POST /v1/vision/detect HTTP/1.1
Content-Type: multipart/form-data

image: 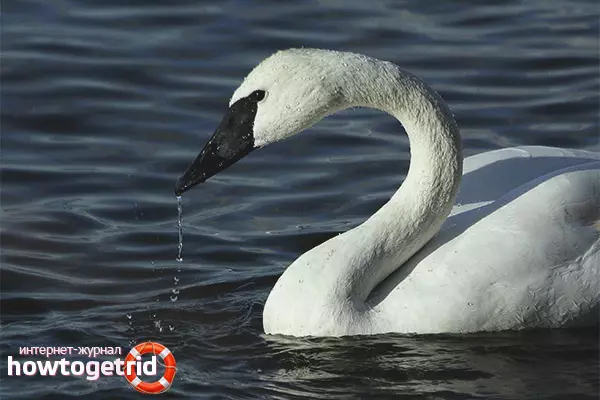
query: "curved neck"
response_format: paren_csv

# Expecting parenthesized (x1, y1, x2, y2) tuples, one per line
(336, 59, 463, 302)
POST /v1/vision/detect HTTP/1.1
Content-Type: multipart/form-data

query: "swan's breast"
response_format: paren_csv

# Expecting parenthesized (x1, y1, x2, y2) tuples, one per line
(262, 233, 378, 336)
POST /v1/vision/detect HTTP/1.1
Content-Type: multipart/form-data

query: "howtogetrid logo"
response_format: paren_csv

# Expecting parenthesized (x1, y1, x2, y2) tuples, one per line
(7, 341, 177, 395)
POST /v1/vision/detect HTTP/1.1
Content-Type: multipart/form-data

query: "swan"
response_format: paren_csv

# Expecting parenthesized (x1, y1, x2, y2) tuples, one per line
(175, 48, 600, 337)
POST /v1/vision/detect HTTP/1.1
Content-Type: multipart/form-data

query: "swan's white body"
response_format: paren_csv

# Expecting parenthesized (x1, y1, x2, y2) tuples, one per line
(227, 49, 600, 336)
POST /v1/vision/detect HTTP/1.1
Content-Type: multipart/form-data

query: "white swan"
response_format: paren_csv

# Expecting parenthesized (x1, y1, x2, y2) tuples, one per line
(175, 48, 600, 336)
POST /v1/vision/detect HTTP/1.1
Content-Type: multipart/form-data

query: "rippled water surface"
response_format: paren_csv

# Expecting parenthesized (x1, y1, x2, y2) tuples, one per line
(2, 1, 599, 398)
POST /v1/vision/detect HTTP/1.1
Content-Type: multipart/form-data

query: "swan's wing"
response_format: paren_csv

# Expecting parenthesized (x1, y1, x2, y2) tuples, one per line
(444, 162, 600, 328)
(372, 156, 600, 332)
(456, 145, 600, 208)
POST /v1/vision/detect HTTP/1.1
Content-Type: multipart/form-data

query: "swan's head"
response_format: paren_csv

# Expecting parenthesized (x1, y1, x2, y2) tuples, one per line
(175, 48, 348, 195)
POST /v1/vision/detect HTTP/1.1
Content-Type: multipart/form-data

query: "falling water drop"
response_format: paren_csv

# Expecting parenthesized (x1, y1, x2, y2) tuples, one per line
(176, 195, 183, 262)
(154, 320, 163, 332)
(172, 275, 180, 302)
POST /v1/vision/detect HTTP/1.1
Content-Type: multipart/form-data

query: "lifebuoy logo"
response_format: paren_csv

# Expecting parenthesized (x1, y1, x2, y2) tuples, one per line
(7, 342, 177, 395)
(125, 342, 177, 394)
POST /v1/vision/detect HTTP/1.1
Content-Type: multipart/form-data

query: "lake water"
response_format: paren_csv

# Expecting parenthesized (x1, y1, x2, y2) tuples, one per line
(2, 0, 599, 398)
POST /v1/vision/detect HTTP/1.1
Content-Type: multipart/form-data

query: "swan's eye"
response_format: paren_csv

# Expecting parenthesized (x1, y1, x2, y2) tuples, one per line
(250, 90, 266, 102)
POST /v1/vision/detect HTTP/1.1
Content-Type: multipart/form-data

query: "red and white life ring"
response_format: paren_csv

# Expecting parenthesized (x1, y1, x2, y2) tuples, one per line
(124, 342, 177, 394)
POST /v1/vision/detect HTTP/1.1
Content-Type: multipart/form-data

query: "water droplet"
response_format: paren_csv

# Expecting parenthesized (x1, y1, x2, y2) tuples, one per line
(169, 325, 175, 331)
(172, 288, 180, 295)
(170, 295, 178, 302)
(176, 196, 183, 262)
(342, 62, 348, 67)
(173, 276, 180, 284)
(285, 105, 291, 110)
(126, 313, 132, 320)
(467, 302, 473, 306)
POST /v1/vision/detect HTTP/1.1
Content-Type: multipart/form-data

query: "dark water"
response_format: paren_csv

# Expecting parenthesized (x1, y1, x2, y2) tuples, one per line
(2, 0, 599, 398)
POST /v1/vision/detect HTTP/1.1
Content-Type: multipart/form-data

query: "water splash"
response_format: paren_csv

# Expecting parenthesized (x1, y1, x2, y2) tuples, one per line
(153, 319, 163, 333)
(176, 195, 183, 262)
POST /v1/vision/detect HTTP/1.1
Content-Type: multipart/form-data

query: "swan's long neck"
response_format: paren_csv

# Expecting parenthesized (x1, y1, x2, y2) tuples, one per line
(261, 51, 463, 335)
(333, 58, 463, 302)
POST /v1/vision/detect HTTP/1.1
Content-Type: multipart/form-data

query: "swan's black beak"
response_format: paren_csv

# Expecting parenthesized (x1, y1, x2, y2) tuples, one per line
(175, 95, 259, 196)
